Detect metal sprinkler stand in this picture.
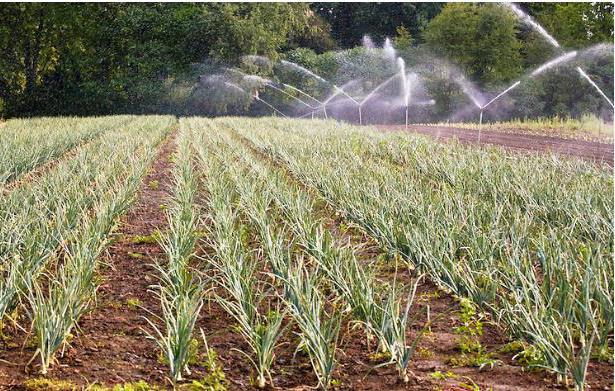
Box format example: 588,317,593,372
358,105,363,125
405,106,409,130
478,109,483,143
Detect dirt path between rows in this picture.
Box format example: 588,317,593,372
48,133,179,386
0,132,177,389
380,125,614,166
227,126,612,391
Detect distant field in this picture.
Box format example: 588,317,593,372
430,115,614,142
0,116,611,391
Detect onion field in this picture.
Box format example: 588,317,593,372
0,116,611,391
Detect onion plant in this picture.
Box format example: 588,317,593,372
227,116,612,390
145,123,204,384
22,116,174,374
277,260,341,391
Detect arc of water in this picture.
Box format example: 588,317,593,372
506,3,560,48
280,60,329,85
224,81,249,95
255,97,289,118
477,80,521,136
482,81,521,110
265,83,315,110
224,82,287,117
360,73,400,107
531,51,577,77
282,83,323,105
577,67,615,108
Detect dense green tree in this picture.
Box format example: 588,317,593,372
424,3,523,87
0,3,320,116
312,3,442,48
525,3,614,48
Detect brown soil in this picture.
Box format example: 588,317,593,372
217,127,613,391
0,132,177,389
380,125,614,166
0,124,611,391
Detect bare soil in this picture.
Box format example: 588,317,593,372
0,133,177,389
0,126,611,391
381,125,614,166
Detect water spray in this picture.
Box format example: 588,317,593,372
531,51,578,77
281,60,361,123
224,82,287,118
281,83,327,118
577,67,615,108
359,73,399,125
477,80,521,140
506,3,560,48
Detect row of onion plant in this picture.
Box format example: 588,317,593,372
0,115,135,189
22,116,175,374
226,116,612,391
188,118,285,389
145,120,204,385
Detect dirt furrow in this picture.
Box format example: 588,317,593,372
227,125,612,391
381,125,614,166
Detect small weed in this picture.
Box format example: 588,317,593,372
512,344,546,369
148,180,159,190
127,252,146,259
450,298,500,370
126,298,142,309
449,350,501,370
131,231,162,245
108,301,122,309
591,345,613,362
368,350,392,362
430,370,457,381
499,340,525,354
24,378,76,391
158,203,168,211
416,346,435,359
90,380,160,391
418,290,440,303
185,340,227,391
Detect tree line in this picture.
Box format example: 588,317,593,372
0,3,612,120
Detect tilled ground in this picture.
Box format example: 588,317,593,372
0,126,612,391
380,125,614,166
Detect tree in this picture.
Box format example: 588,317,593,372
394,26,413,50
424,3,522,87
312,3,442,48
527,3,614,48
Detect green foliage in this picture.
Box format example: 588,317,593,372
424,3,523,85
530,3,614,48
394,26,413,50
24,378,76,391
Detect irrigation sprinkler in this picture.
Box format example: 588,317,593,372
282,83,327,119
224,82,287,118
405,106,409,131
577,67,615,108
281,60,362,123
359,73,400,126
477,80,521,140
265,82,316,113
